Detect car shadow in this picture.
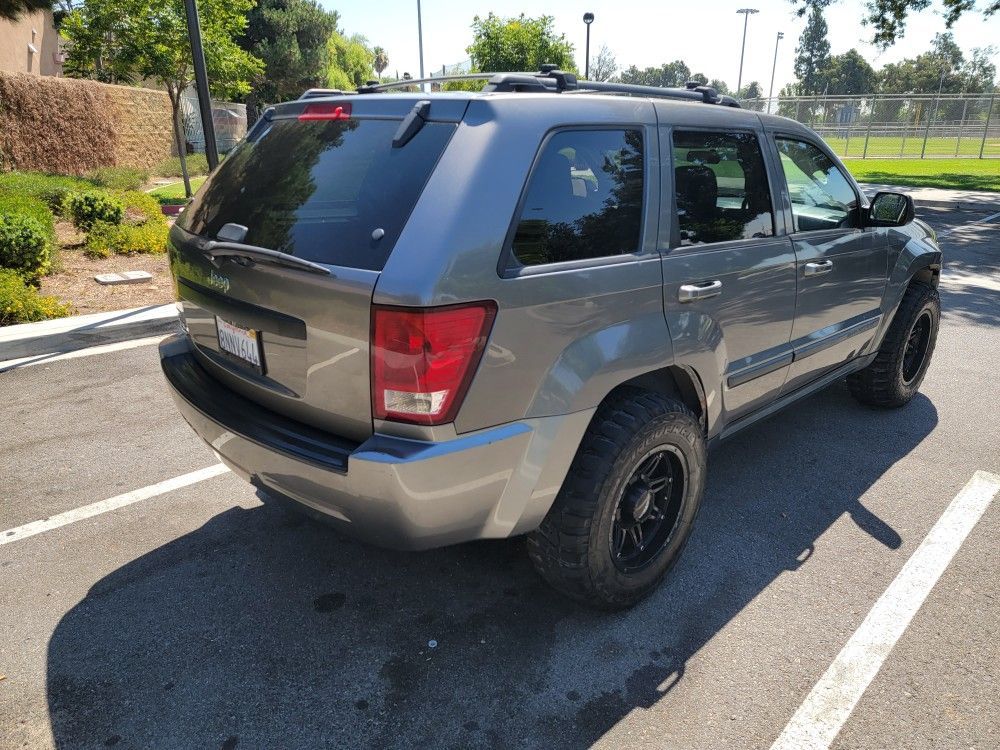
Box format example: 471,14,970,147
46,384,937,749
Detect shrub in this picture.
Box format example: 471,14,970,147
0,191,56,240
0,269,70,325
152,153,210,178
85,220,168,258
39,187,73,215
119,190,164,224
67,190,124,231
0,213,51,280
85,166,150,191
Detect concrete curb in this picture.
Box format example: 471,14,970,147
0,304,179,361
859,183,1000,212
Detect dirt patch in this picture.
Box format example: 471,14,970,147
40,242,174,316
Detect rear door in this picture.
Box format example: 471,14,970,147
660,127,796,424
771,136,887,393
169,98,462,442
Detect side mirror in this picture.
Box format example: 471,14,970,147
868,191,914,227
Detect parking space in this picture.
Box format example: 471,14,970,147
1,207,997,749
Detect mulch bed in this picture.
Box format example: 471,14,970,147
39,221,174,315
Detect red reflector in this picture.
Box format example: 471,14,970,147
372,302,497,426
298,102,352,121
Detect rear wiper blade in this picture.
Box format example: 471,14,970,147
202,240,331,275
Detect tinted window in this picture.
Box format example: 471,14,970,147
775,138,859,232
672,130,774,246
178,117,455,271
511,129,644,267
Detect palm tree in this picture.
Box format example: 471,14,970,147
373,46,389,81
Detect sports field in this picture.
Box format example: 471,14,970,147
841,158,999,192
819,133,1000,160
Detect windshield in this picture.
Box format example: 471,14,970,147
178,116,456,271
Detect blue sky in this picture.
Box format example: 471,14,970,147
328,0,1000,93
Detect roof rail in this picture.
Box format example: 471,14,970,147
350,68,741,107
299,88,347,100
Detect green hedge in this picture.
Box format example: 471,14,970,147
66,190,125,231
0,268,70,325
0,192,55,280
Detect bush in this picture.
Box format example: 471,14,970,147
152,153,210,178
85,220,168,258
0,212,51,280
39,187,73,215
66,190,124,231
0,268,70,325
119,190,164,224
85,166,150,191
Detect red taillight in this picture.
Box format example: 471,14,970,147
372,302,497,425
298,102,352,121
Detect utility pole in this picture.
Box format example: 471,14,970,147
736,8,759,95
767,31,784,114
183,0,219,170
583,13,594,79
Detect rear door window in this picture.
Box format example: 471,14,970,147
671,130,774,246
510,129,644,267
178,116,455,271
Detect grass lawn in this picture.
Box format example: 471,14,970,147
842,158,1000,192
149,176,206,200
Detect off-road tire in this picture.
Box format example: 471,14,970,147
848,281,940,408
527,388,706,610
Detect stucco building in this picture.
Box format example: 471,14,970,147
0,9,63,77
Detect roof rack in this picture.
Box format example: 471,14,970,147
353,67,741,108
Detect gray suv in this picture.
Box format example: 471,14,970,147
160,70,941,609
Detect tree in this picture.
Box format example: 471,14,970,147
373,46,389,80
709,78,731,95
794,5,831,95
239,0,338,118
738,81,762,98
823,49,877,95
588,44,617,82
0,0,48,20
618,60,691,87
791,0,999,48
326,31,374,89
63,0,263,198
466,14,575,73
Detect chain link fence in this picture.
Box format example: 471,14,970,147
180,92,248,155
742,93,999,159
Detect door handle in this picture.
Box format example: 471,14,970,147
804,260,834,277
678,279,723,302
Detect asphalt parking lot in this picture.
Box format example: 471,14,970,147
1,205,998,750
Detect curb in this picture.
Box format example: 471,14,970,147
0,304,179,361
859,184,1000,212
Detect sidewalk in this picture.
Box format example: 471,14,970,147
0,304,178,363
859,184,1000,211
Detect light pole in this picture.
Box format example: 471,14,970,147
416,1,425,88
768,31,784,113
183,0,219,171
583,12,594,79
736,8,759,95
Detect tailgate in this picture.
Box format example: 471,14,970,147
171,224,377,442
167,97,463,442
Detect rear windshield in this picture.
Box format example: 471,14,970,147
177,116,455,271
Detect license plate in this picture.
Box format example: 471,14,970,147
216,317,265,374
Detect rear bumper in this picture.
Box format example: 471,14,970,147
160,334,590,550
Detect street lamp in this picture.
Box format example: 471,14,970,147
416,1,425,89
583,12,594,79
736,8,759,95
768,31,784,113
183,0,219,171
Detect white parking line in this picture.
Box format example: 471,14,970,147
770,470,1000,750
0,464,229,546
0,335,166,373
936,210,1000,238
